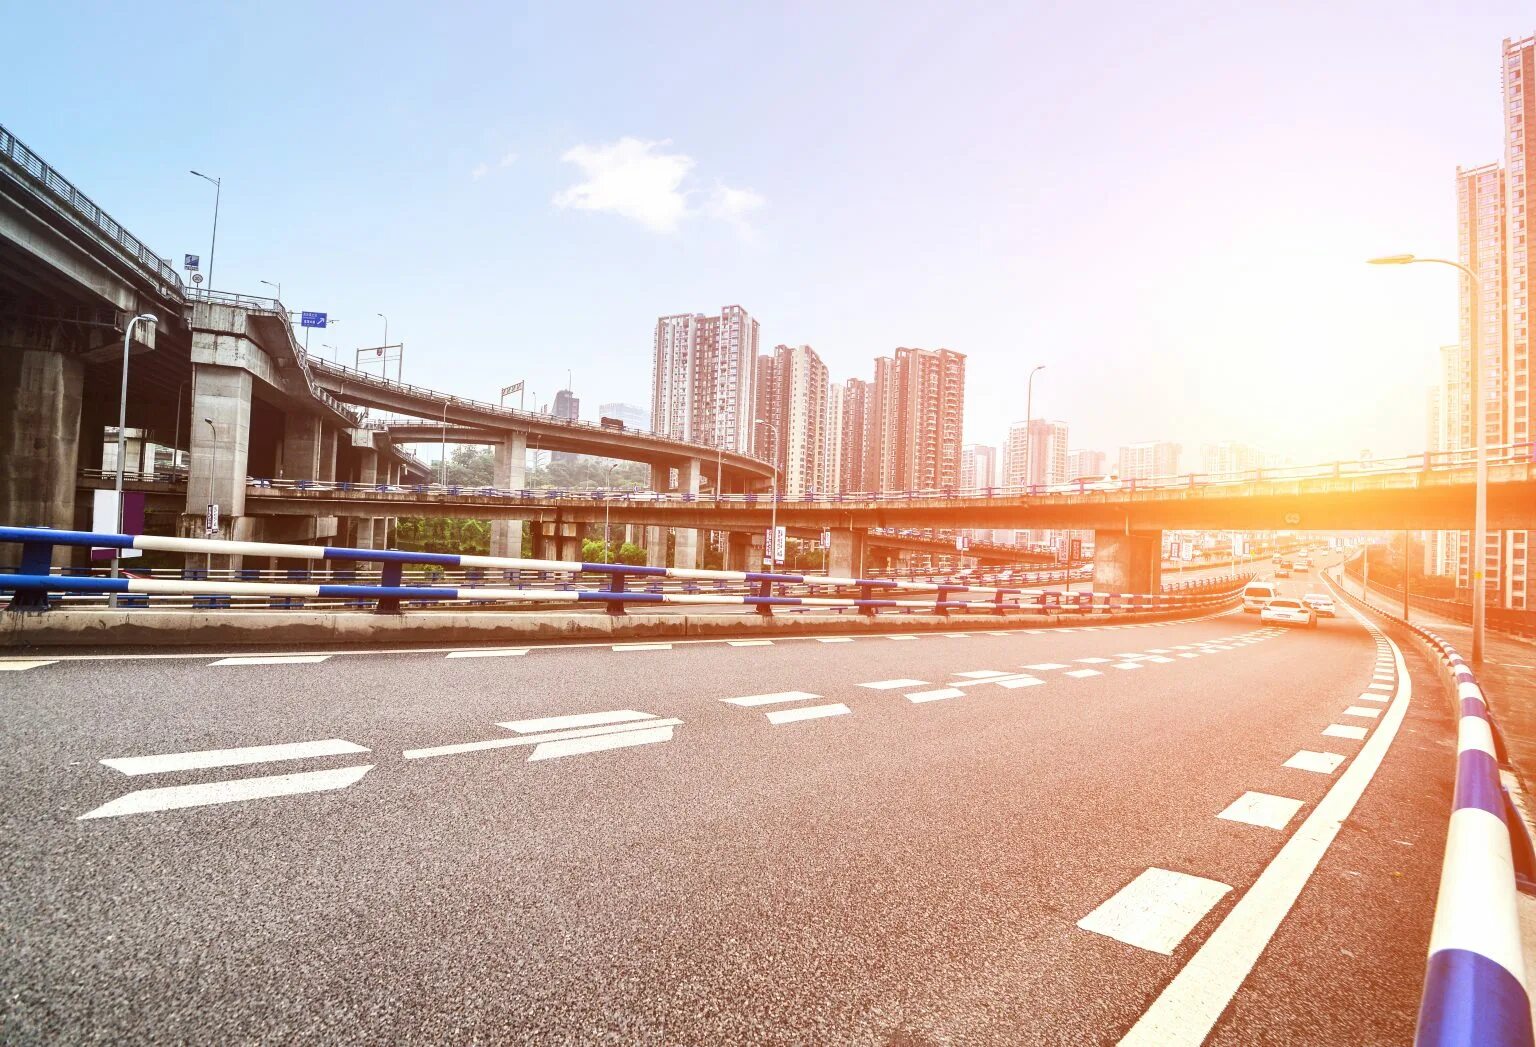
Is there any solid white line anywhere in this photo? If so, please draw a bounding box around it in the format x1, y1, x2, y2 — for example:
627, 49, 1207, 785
611, 643, 671, 652
102, 738, 369, 777
1078, 868, 1232, 955
721, 691, 820, 708
1065, 669, 1103, 678
1322, 724, 1368, 740
765, 703, 850, 725
1283, 750, 1345, 774
727, 639, 773, 647
1216, 791, 1305, 830
0, 659, 57, 671
500, 710, 656, 733
209, 655, 330, 666
444, 648, 529, 659
860, 678, 928, 690
78, 764, 373, 820
905, 687, 966, 703
1118, 603, 1414, 1045
528, 725, 674, 761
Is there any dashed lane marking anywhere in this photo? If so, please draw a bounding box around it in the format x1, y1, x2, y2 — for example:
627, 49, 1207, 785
527, 725, 676, 761
612, 643, 672, 652
1024, 663, 1070, 671
727, 639, 774, 647
1112, 662, 1143, 670
444, 648, 529, 659
860, 679, 928, 690
956, 670, 1012, 678
1144, 656, 1175, 664
1283, 750, 1345, 774
1217, 791, 1305, 830
996, 676, 1046, 689
102, 738, 369, 777
1355, 692, 1390, 704
1322, 724, 1369, 741
1065, 669, 1103, 678
1178, 653, 1200, 659
209, 655, 330, 666
1077, 657, 1112, 664
0, 659, 58, 671
78, 764, 373, 820
1343, 706, 1382, 720
501, 710, 656, 732
1078, 868, 1232, 956
943, 633, 972, 638
1365, 682, 1393, 692
720, 691, 822, 708
816, 637, 854, 643
766, 703, 850, 725
905, 687, 966, 703
885, 634, 920, 641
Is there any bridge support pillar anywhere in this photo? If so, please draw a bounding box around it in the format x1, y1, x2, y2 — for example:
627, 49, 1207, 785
828, 529, 867, 579
281, 414, 323, 481
491, 433, 527, 558
644, 526, 666, 568
726, 532, 756, 573
318, 425, 338, 482
0, 347, 84, 560
673, 458, 703, 569
182, 364, 252, 569
1092, 529, 1162, 594
555, 521, 582, 562
353, 448, 378, 550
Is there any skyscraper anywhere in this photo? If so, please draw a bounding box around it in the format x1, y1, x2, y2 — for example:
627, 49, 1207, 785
1066, 448, 1107, 480
1005, 419, 1069, 487
840, 377, 875, 493
1117, 441, 1181, 481
1200, 441, 1264, 477
882, 347, 966, 491
551, 388, 580, 422
650, 305, 761, 453
824, 381, 845, 496
766, 344, 830, 498
961, 444, 1000, 491
1500, 34, 1533, 608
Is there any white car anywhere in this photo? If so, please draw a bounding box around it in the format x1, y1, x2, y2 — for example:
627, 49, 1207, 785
1301, 593, 1336, 617
1242, 582, 1279, 613
1261, 597, 1318, 628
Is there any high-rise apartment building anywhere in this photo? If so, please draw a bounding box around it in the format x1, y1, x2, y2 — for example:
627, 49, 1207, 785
1005, 419, 1069, 487
1200, 441, 1264, 477
1500, 34, 1533, 607
1066, 449, 1107, 480
599, 402, 651, 430
753, 353, 780, 464
765, 344, 830, 498
839, 378, 875, 493
884, 347, 966, 491
961, 444, 1000, 491
650, 305, 760, 453
1426, 344, 1470, 578
824, 382, 845, 496
1118, 441, 1181, 481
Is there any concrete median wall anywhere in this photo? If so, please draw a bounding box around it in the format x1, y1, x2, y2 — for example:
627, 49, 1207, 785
0, 600, 1238, 649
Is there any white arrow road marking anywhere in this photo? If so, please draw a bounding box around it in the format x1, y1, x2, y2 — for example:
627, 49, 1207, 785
528, 725, 675, 761
0, 659, 57, 671
766, 703, 850, 725
1284, 751, 1345, 774
500, 710, 655, 733
78, 764, 373, 820
102, 738, 369, 776
1217, 792, 1305, 830
1078, 868, 1232, 955
209, 655, 330, 666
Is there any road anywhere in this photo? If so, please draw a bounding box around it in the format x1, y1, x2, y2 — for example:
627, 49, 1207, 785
0, 569, 1458, 1045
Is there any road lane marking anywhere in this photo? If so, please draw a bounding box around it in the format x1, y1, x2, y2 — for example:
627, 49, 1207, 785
1178, 653, 1199, 659
905, 687, 966, 703
78, 764, 373, 820
528, 725, 675, 760
1077, 657, 1111, 664
997, 676, 1046, 689
0, 659, 57, 671
1119, 614, 1414, 1046
1078, 868, 1232, 955
944, 633, 972, 638
209, 655, 330, 666
1065, 669, 1102, 678
1144, 656, 1175, 664
611, 643, 671, 652
1322, 723, 1368, 740
720, 691, 821, 708
1148, 649, 1172, 654
1217, 792, 1305, 830
500, 710, 656, 732
1112, 662, 1143, 670
102, 738, 369, 777
766, 703, 850, 725
1283, 750, 1345, 774
405, 718, 684, 760
727, 639, 774, 647
885, 634, 920, 640
1024, 663, 1070, 671
816, 637, 854, 643
1366, 682, 1393, 692
860, 679, 927, 690
1343, 706, 1382, 719
956, 670, 1012, 678
1354, 692, 1389, 704
444, 648, 529, 659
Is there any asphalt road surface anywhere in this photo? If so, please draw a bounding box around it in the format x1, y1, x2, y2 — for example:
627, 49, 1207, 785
1, 579, 1457, 1045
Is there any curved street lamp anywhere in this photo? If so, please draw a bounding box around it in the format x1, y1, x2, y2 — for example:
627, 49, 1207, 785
108, 313, 159, 607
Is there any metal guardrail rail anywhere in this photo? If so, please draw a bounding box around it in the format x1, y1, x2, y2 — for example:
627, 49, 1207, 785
0, 122, 184, 295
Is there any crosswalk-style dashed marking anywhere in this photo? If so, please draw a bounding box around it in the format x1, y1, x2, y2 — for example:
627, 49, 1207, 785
1322, 723, 1368, 741
1077, 657, 1112, 664
722, 691, 822, 707
1217, 791, 1305, 830
1112, 662, 1143, 670
1065, 668, 1102, 678
1343, 706, 1381, 719
1284, 750, 1345, 774
860, 678, 928, 690
1355, 692, 1389, 704
1078, 867, 1232, 955
1024, 663, 1070, 671
766, 703, 850, 724
905, 687, 965, 703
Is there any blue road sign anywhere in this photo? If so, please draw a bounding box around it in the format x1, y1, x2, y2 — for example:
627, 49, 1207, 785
300, 311, 328, 328
183, 254, 200, 270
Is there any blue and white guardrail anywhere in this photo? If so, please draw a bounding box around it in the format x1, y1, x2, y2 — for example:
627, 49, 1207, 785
1329, 571, 1535, 1046
0, 525, 1244, 618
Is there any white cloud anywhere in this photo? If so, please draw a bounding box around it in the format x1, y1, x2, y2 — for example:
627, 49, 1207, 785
470, 162, 490, 181
553, 137, 765, 236
499, 151, 518, 168
470, 151, 516, 181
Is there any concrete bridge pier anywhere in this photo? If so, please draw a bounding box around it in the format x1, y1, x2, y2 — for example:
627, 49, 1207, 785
1092, 529, 1162, 594
828, 529, 867, 579
182, 364, 252, 571
352, 443, 379, 550
644, 526, 666, 568
491, 433, 527, 558
0, 345, 84, 561
726, 531, 766, 573
672, 458, 703, 569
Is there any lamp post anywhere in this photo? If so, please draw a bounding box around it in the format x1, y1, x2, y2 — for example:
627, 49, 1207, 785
1024, 364, 1045, 491
259, 279, 281, 302
756, 418, 780, 568
108, 313, 159, 607
604, 462, 621, 562
439, 398, 451, 486
189, 171, 221, 290
204, 416, 218, 576
1368, 253, 1486, 662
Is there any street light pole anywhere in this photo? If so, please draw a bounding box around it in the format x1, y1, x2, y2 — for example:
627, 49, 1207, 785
259, 279, 281, 301
204, 417, 218, 576
756, 418, 780, 568
1024, 364, 1045, 491
439, 399, 450, 486
1368, 253, 1486, 662
189, 171, 220, 290
604, 462, 620, 562
108, 313, 158, 608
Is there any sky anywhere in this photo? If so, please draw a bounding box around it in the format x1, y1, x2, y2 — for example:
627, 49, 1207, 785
8, 1, 1532, 467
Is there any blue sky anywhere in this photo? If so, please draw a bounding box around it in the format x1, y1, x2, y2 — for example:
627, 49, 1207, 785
8, 1, 1532, 464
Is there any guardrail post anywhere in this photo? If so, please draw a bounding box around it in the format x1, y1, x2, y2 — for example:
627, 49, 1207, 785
861, 583, 878, 617
605, 573, 629, 616
756, 577, 774, 616
4, 540, 56, 613
374, 561, 404, 615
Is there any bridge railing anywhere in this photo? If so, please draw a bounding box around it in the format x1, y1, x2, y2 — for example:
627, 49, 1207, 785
0, 525, 1247, 619
0, 122, 184, 294
1327, 570, 1535, 1046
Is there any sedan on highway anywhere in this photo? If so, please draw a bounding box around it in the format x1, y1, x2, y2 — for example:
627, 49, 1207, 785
1301, 593, 1337, 617
1260, 597, 1318, 628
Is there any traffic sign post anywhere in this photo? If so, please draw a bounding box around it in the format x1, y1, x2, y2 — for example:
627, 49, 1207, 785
183, 254, 200, 272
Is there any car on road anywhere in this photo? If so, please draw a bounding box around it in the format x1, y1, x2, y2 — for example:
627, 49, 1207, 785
1242, 581, 1279, 612
1261, 597, 1318, 628
1301, 593, 1337, 617
1274, 567, 1291, 578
